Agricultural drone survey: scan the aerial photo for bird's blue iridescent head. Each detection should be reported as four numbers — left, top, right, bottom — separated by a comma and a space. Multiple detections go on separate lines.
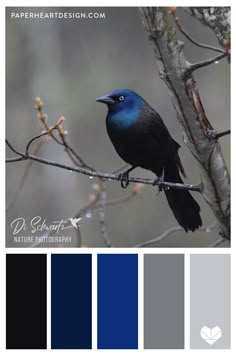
96, 89, 145, 129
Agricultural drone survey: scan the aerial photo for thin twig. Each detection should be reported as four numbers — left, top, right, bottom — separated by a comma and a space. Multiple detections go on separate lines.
6, 140, 201, 192
25, 117, 64, 156
35, 97, 95, 170
74, 184, 144, 216
107, 185, 144, 206
169, 7, 224, 53
208, 238, 223, 247
56, 125, 95, 170
135, 226, 183, 247
30, 185, 102, 247
135, 221, 217, 247
35, 97, 63, 145
6, 156, 24, 162
98, 182, 111, 247
190, 51, 228, 72
215, 129, 231, 139
6, 141, 43, 211
29, 183, 142, 248
6, 139, 25, 158
72, 184, 143, 218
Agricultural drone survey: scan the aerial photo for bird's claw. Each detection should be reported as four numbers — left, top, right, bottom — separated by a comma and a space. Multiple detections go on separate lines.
118, 172, 130, 188
153, 176, 165, 192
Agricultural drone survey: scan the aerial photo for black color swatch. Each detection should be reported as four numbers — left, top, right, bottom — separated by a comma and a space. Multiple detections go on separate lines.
6, 254, 47, 349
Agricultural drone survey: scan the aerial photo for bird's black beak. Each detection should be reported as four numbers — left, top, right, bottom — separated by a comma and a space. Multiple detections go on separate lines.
96, 95, 115, 105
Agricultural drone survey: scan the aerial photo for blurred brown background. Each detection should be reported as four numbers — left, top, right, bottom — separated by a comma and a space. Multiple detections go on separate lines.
6, 7, 230, 247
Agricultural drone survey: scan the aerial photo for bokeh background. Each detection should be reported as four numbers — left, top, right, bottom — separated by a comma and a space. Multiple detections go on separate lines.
6, 7, 230, 247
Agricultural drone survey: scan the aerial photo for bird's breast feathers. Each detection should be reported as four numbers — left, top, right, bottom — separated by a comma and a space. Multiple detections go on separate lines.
106, 106, 141, 130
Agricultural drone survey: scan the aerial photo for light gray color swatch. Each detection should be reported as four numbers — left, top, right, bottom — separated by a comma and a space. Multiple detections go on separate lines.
144, 254, 184, 349
190, 254, 231, 349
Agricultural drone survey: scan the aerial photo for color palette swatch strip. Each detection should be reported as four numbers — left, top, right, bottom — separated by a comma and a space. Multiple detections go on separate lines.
6, 254, 231, 350
6, 254, 47, 349
51, 254, 92, 349
98, 254, 138, 349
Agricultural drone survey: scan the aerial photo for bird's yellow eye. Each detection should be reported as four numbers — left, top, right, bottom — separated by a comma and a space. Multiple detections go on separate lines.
119, 95, 125, 101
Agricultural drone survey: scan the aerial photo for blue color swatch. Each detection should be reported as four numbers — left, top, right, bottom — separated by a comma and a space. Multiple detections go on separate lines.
51, 254, 92, 349
97, 254, 138, 349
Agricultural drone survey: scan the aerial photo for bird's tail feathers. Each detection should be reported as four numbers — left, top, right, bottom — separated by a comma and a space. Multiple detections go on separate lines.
160, 163, 202, 232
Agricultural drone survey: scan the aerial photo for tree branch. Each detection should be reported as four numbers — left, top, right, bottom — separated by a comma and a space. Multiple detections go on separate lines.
215, 129, 230, 140
135, 221, 217, 248
25, 116, 64, 156
190, 51, 228, 72
34, 97, 94, 170
139, 7, 230, 240
208, 237, 225, 248
29, 183, 143, 247
169, 7, 225, 53
6, 139, 201, 192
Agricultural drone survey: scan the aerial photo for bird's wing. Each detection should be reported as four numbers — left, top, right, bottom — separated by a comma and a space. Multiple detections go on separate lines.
140, 106, 186, 177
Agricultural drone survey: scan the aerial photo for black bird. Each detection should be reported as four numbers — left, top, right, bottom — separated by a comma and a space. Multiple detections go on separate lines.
96, 89, 202, 231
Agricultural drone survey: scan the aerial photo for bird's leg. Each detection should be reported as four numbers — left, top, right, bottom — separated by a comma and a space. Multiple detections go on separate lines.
153, 168, 165, 191
118, 166, 136, 188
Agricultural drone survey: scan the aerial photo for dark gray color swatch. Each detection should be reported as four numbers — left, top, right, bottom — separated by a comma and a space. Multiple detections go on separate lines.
144, 254, 184, 349
190, 254, 231, 349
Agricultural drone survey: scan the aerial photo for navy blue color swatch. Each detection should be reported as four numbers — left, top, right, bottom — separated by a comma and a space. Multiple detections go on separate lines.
6, 254, 47, 349
51, 254, 92, 349
98, 254, 138, 349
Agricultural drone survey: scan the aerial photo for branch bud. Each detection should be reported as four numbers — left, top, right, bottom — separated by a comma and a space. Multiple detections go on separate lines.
132, 183, 145, 193
92, 183, 101, 193
168, 7, 176, 15
35, 97, 44, 110
89, 194, 96, 202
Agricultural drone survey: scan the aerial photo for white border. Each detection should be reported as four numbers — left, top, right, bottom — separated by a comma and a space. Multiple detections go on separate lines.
138, 253, 144, 350
1, 1, 234, 353
92, 253, 97, 350
185, 253, 190, 350
47, 253, 51, 349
